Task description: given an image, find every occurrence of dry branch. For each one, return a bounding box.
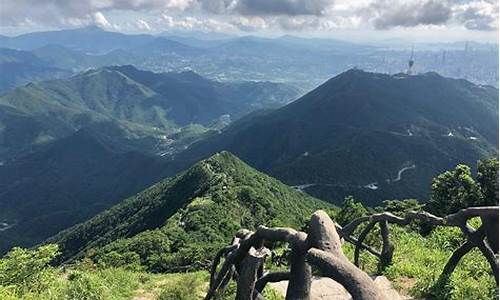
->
[206,207,498,300]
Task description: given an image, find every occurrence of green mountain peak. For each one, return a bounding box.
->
[49,151,329,270]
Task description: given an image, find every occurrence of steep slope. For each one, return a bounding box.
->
[0,68,161,160]
[109,65,300,125]
[0,65,299,160]
[178,70,499,205]
[0,128,176,253]
[49,152,329,270]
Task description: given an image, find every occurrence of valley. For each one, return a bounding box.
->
[177,70,498,205]
[0,20,498,300]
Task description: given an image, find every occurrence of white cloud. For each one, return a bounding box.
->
[136,19,152,31]
[359,0,453,29]
[453,0,499,30]
[0,0,192,27]
[160,14,236,31]
[0,0,497,32]
[93,12,112,28]
[231,16,269,31]
[277,15,361,31]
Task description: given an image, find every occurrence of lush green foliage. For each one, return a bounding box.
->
[336,196,368,226]
[0,244,157,300]
[427,159,499,216]
[339,215,497,300]
[477,158,499,203]
[335,162,499,300]
[0,245,283,300]
[0,245,137,299]
[0,244,60,296]
[383,226,497,300]
[51,152,330,272]
[156,271,208,300]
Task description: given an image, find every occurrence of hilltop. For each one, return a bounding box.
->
[49,151,329,270]
[0,65,299,160]
[177,70,499,205]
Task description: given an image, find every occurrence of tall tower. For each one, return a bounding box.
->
[407,45,415,75]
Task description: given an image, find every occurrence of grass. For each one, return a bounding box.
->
[1,215,497,300]
[343,224,498,300]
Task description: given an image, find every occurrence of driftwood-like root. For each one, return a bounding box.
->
[341,207,499,285]
[206,207,498,300]
[307,248,387,300]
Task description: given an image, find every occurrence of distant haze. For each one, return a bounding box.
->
[0,0,498,43]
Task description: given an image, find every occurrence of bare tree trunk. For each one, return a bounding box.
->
[206,207,498,300]
[286,232,311,300]
[481,215,499,254]
[236,247,269,300]
[306,211,388,300]
[476,239,499,284]
[354,222,376,267]
[440,241,475,281]
[378,220,394,272]
[255,272,290,293]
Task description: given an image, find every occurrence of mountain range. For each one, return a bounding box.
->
[0,67,497,254]
[0,48,71,93]
[0,65,299,251]
[0,65,299,160]
[0,26,154,53]
[1,26,498,92]
[176,70,499,205]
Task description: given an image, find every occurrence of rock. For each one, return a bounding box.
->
[269,276,412,300]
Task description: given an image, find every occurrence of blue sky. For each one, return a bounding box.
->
[0,0,498,42]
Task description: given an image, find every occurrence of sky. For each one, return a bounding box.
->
[0,0,498,42]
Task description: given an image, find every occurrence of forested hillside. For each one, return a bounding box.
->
[0,158,497,300]
[177,70,499,205]
[0,65,299,160]
[49,152,328,271]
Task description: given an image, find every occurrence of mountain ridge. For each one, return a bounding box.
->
[47,151,329,269]
[0,65,300,160]
[176,69,499,205]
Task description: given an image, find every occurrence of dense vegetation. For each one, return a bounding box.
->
[0,129,176,253]
[49,151,328,271]
[0,64,298,252]
[0,64,298,160]
[178,70,498,205]
[342,220,498,300]
[427,158,499,216]
[0,159,498,299]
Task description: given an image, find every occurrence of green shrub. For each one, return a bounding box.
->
[262,286,285,300]
[96,251,144,271]
[336,196,368,226]
[0,244,59,296]
[66,271,109,300]
[382,225,497,300]
[156,272,208,300]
